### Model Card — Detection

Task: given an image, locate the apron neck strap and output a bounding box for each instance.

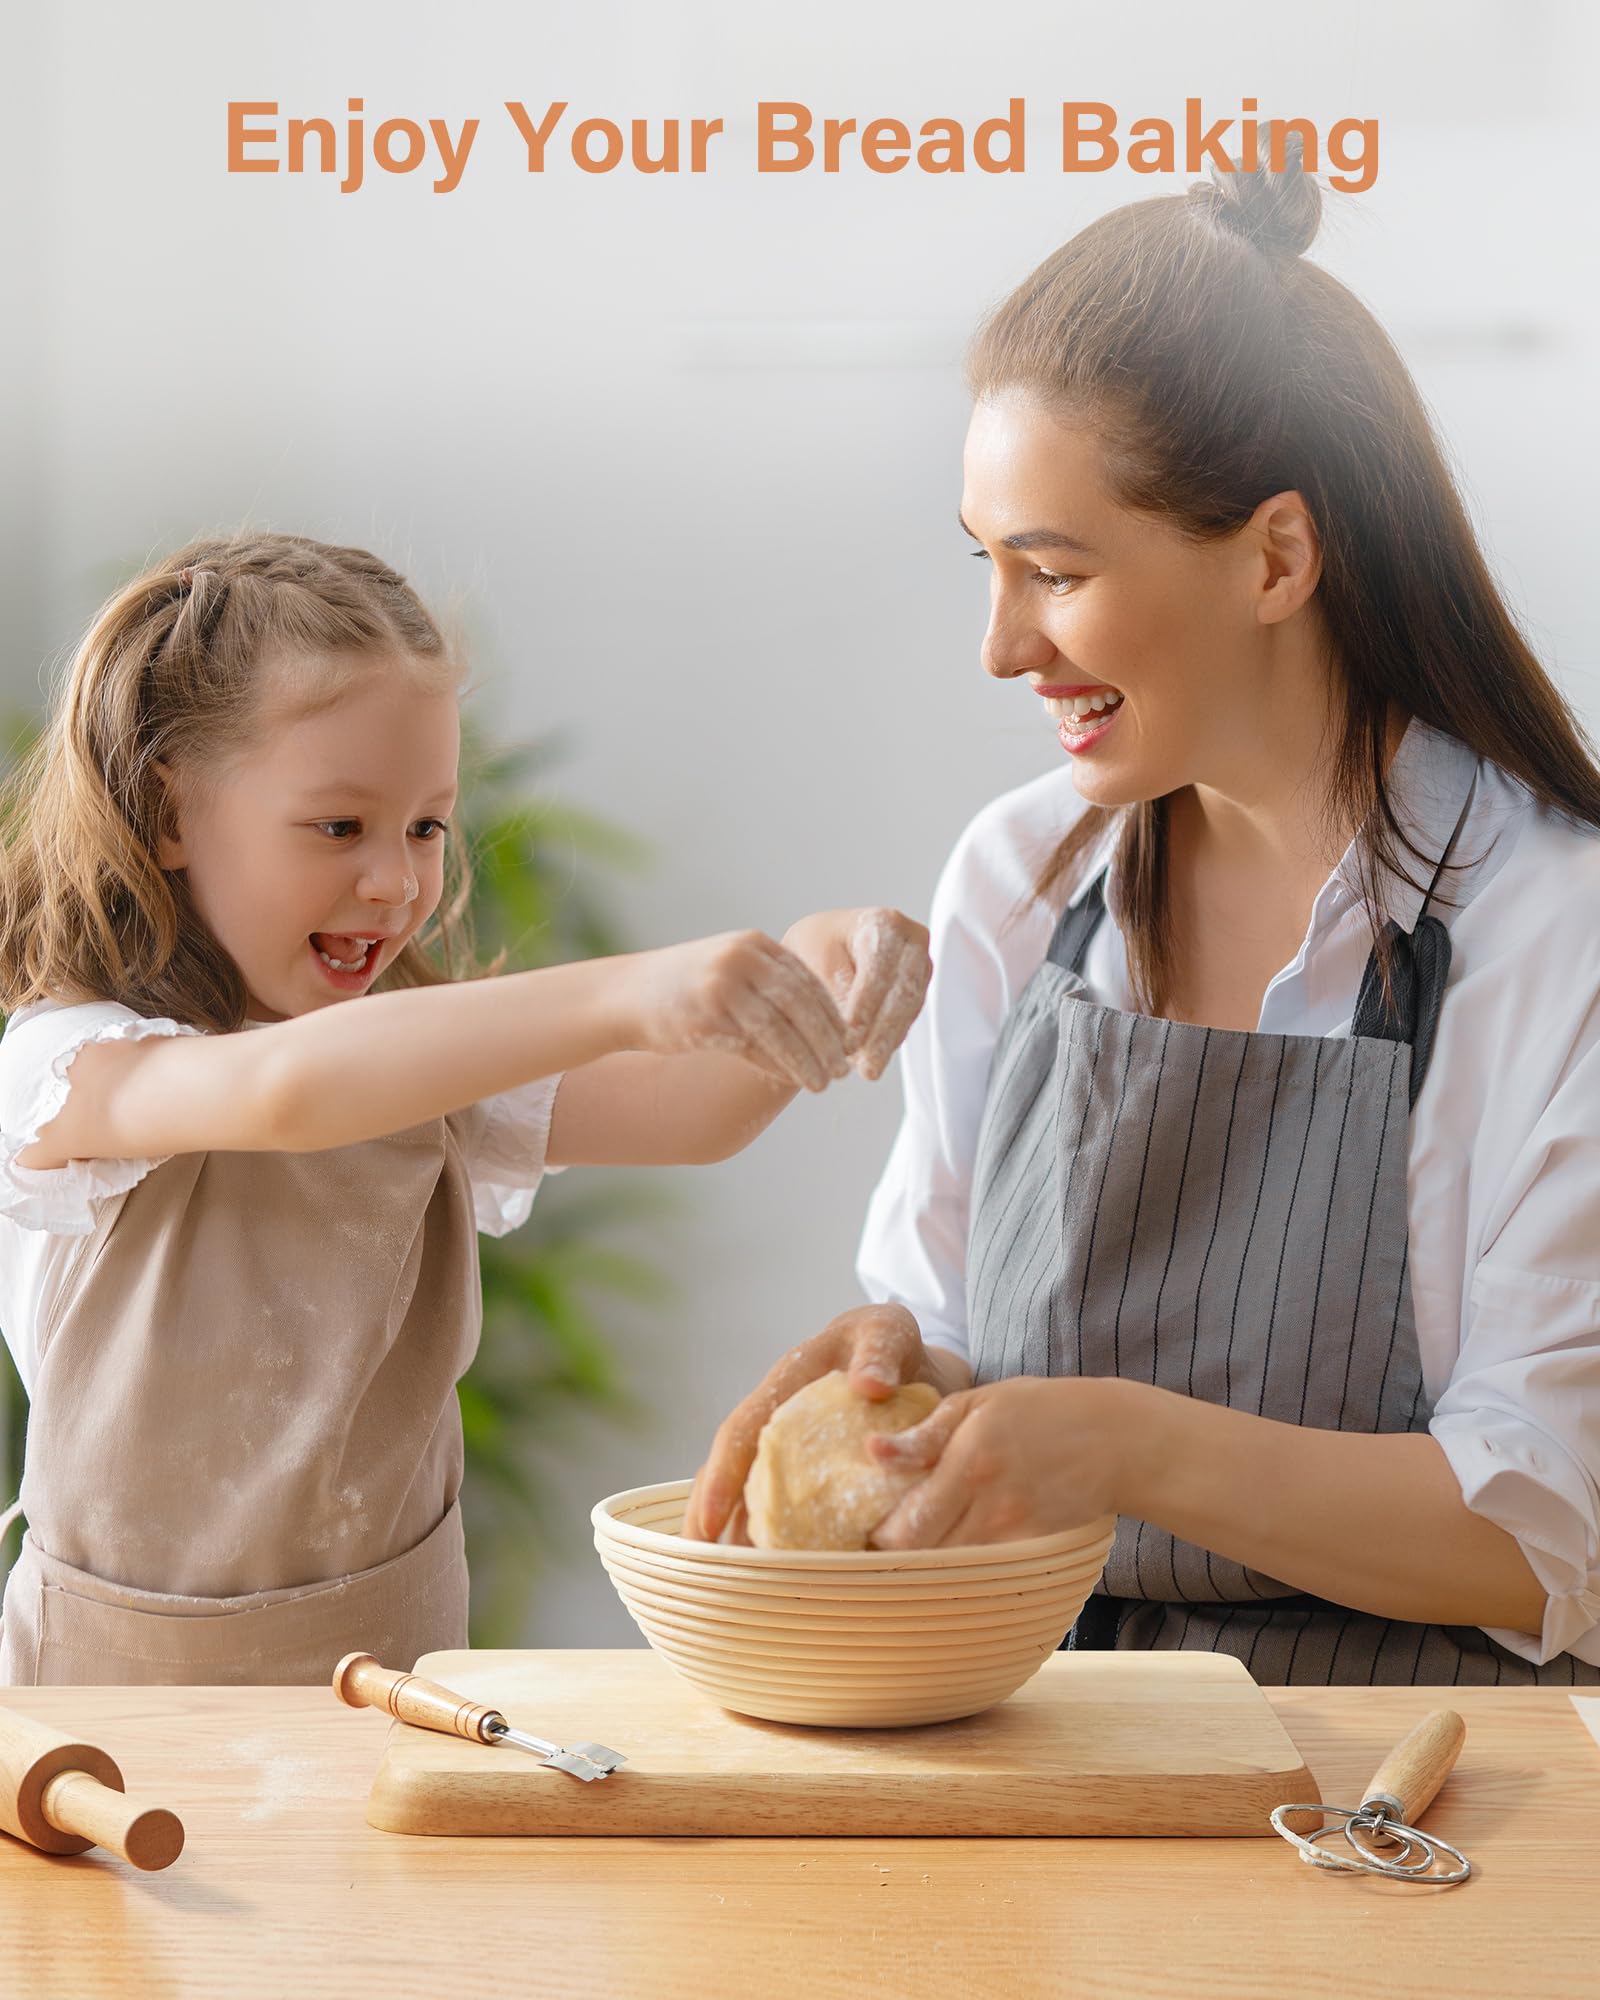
[1046,870,1108,973]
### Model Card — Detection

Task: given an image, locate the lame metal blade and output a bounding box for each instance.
[569,1741,628,1774]
[490,1720,615,1780]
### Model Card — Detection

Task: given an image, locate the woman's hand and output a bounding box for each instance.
[783,907,932,1081]
[622,930,856,1093]
[863,1376,1138,1548]
[681,1303,942,1545]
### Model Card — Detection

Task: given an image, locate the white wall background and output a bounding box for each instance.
[2,1,1596,1643]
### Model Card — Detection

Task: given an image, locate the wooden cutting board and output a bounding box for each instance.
[363,1647,1319,1837]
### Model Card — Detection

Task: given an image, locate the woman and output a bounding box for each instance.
[682,131,1600,1685]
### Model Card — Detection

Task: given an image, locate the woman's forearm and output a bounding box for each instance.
[263,959,636,1151]
[1115,1380,1548,1637]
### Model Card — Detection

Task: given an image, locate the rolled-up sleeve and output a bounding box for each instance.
[1430,1017,1600,1668]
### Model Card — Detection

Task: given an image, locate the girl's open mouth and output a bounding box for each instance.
[309,934,380,990]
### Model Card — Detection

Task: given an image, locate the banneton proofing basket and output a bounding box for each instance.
[592,1480,1117,1727]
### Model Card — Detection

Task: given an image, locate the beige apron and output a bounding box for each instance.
[0,1100,488,1685]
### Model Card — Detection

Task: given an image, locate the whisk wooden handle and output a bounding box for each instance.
[0,1702,184,1868]
[1361,1708,1466,1823]
[332,1651,502,1742]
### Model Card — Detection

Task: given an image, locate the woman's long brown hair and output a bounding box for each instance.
[0,531,500,1031]
[969,129,1600,1014]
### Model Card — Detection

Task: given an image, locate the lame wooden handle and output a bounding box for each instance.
[332,1651,502,1743]
[1361,1708,1466,1823]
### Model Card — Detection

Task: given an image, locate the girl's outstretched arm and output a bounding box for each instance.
[16,932,853,1169]
[545,908,932,1166]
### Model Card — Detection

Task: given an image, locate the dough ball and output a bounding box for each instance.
[743,1369,941,1551]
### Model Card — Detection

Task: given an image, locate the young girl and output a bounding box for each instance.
[686,135,1600,1684]
[0,531,930,1686]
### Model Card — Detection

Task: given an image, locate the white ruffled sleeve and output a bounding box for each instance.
[464,1072,568,1238]
[0,1001,206,1236]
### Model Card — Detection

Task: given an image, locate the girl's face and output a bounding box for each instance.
[158,663,460,1023]
[960,389,1327,813]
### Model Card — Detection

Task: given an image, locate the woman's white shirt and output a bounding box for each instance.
[857,718,1600,1670]
[0,1001,565,1402]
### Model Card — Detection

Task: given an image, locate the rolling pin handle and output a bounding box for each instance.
[331,1651,503,1744]
[40,1769,185,1871]
[1360,1708,1466,1825]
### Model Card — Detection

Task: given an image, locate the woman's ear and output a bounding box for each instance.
[1250,490,1323,624]
[151,758,186,870]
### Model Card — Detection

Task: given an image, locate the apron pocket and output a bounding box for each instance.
[0,1494,468,1686]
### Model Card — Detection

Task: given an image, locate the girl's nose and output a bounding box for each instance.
[359,853,420,908]
[981,586,1058,683]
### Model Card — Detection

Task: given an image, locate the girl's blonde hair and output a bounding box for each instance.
[0,531,498,1031]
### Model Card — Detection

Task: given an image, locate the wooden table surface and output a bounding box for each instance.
[2,1668,1598,2000]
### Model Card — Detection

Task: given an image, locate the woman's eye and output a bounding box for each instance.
[967,549,1080,597]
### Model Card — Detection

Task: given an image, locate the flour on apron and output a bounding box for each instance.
[0,1102,487,1685]
[966,768,1598,1685]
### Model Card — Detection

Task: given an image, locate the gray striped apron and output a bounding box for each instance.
[966,781,1597,1685]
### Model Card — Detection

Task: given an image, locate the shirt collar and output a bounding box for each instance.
[1064,814,1123,919]
[1062,717,1483,934]
[1328,717,1483,931]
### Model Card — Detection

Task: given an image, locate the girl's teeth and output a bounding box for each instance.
[316,941,371,972]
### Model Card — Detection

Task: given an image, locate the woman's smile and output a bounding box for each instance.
[1032,680,1126,753]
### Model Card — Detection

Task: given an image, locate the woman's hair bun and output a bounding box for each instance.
[1187,123,1321,262]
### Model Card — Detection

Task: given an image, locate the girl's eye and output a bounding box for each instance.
[967,549,1080,597]
[312,820,450,840]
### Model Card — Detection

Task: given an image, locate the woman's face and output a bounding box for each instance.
[960,389,1323,812]
[157,662,460,1023]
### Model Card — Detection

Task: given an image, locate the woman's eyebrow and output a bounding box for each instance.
[958,512,1098,557]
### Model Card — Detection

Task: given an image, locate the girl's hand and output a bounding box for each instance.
[783,907,932,1080]
[863,1376,1138,1548]
[682,1303,933,1545]
[624,931,857,1093]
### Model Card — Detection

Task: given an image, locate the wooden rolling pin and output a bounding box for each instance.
[0,1700,184,1870]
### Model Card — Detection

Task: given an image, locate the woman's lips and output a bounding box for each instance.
[1056,702,1123,756]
